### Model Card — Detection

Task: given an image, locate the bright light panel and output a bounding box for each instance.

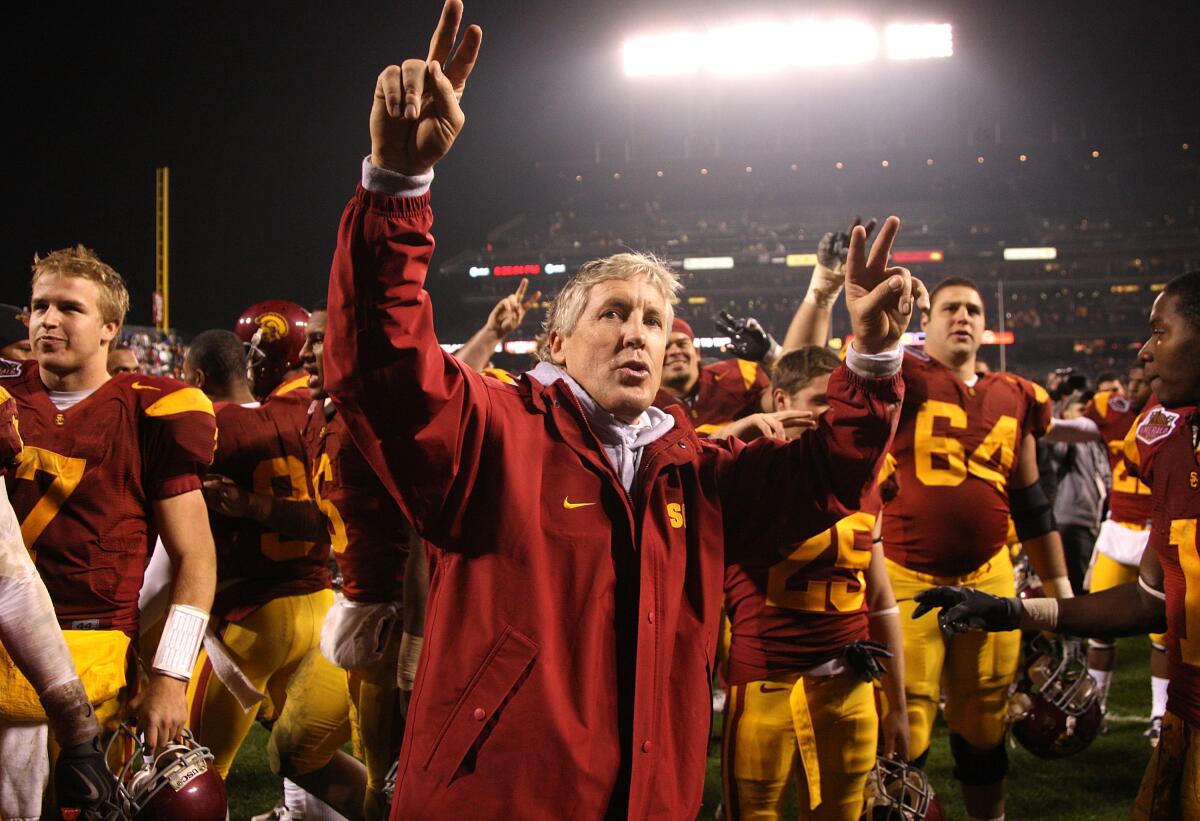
[623,19,950,77]
[885,23,953,61]
[1003,247,1057,261]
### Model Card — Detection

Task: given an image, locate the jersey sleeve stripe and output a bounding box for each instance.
[144,387,215,418]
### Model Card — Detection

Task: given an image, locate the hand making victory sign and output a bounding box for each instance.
[371,0,483,176]
[843,216,929,354]
[487,278,542,338]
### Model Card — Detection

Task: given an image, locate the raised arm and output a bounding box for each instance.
[780,217,877,352]
[455,277,541,372]
[725,217,925,554]
[324,0,486,536]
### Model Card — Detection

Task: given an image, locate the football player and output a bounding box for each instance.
[653,317,771,435]
[913,269,1200,820]
[0,306,33,361]
[180,329,357,802]
[0,393,113,818]
[302,306,428,820]
[0,245,216,819]
[784,267,1072,820]
[1043,362,1169,738]
[721,345,909,820]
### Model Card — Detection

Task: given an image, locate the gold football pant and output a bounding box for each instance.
[267,647,353,778]
[1132,711,1200,820]
[886,550,1020,758]
[721,670,877,820]
[187,588,335,778]
[347,628,404,821]
[1088,553,1167,646]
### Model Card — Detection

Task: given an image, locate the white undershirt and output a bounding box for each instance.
[964,374,979,388]
[47,387,98,411]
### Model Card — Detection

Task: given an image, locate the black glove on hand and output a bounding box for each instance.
[912,586,1023,634]
[843,639,893,683]
[712,310,778,363]
[54,735,115,819]
[816,216,878,269]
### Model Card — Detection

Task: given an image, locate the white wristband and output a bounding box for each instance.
[397,632,424,692]
[151,604,209,681]
[868,605,900,618]
[1139,576,1167,601]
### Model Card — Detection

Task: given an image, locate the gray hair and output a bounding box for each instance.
[539,252,682,362]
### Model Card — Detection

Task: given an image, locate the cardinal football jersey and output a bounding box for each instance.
[724,500,878,685]
[305,403,411,604]
[654,358,769,436]
[1083,390,1153,524]
[2,362,215,637]
[881,350,1052,577]
[1134,405,1200,728]
[209,397,330,622]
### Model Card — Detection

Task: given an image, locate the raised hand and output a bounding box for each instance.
[487,278,542,338]
[712,311,780,363]
[370,0,483,175]
[816,216,878,271]
[844,216,929,355]
[711,410,815,442]
[912,586,1023,634]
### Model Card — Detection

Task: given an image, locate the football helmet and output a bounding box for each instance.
[105,723,227,820]
[235,300,309,398]
[862,756,944,820]
[1008,636,1103,758]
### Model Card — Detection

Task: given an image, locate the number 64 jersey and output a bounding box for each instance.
[880,350,1052,577]
[1,361,216,638]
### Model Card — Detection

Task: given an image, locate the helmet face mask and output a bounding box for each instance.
[862,756,943,820]
[106,724,227,820]
[1009,636,1103,758]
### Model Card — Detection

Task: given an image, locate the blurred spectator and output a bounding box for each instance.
[1048,391,1111,593]
[114,326,188,378]
[1094,371,1124,394]
[0,305,32,361]
[106,344,140,375]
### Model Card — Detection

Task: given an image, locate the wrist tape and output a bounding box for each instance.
[151,604,209,681]
[397,632,424,691]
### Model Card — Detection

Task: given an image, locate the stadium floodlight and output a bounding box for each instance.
[885,23,953,61]
[622,18,950,77]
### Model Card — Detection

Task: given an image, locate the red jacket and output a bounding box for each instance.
[325,185,903,820]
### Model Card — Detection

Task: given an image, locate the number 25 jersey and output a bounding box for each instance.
[1,361,216,637]
[881,350,1052,577]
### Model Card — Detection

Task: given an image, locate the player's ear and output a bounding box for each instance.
[100,320,119,348]
[919,311,930,332]
[772,388,789,411]
[191,369,207,390]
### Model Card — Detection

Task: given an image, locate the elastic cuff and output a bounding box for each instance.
[845,343,903,378]
[362,156,435,196]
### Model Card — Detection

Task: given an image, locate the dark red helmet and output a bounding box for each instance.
[1008,636,1103,758]
[862,756,943,820]
[106,724,227,820]
[234,300,309,398]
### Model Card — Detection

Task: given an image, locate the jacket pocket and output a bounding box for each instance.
[423,625,539,783]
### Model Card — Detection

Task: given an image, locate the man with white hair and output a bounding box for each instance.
[324,2,925,817]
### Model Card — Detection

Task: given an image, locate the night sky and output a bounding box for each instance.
[7,1,1198,333]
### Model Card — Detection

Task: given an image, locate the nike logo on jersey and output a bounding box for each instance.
[562,497,596,510]
[131,381,161,391]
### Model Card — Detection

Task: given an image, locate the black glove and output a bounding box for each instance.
[54,735,116,819]
[843,640,893,683]
[912,586,1023,634]
[712,311,779,363]
[816,216,878,269]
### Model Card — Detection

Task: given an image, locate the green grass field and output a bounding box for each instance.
[225,637,1156,820]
